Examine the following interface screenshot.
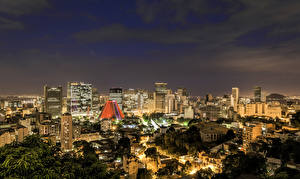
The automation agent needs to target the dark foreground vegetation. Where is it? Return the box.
[0,135,120,178]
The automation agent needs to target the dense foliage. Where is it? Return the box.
[253,138,300,166]
[269,167,300,179]
[217,152,267,179]
[0,135,119,179]
[155,125,235,156]
[291,111,300,128]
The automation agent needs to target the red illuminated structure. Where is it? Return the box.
[99,100,124,120]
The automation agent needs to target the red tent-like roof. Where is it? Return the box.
[99,100,124,120]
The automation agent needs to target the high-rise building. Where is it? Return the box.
[61,113,73,151]
[137,89,150,113]
[67,82,92,118]
[205,94,213,104]
[109,88,123,110]
[254,86,262,102]
[92,88,100,115]
[243,123,262,150]
[123,89,137,114]
[177,88,188,97]
[44,85,62,119]
[231,87,239,112]
[154,82,168,113]
[165,94,176,114]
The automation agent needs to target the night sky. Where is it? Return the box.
[0,0,300,96]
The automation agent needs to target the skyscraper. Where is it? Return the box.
[61,113,73,151]
[231,87,239,112]
[67,82,92,118]
[165,93,176,114]
[205,94,213,104]
[92,88,100,114]
[44,85,62,119]
[254,86,262,102]
[177,88,188,97]
[154,82,168,113]
[109,88,123,110]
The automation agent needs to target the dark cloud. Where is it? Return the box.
[216,45,300,74]
[74,0,300,49]
[70,0,300,95]
[0,17,23,29]
[1,0,300,96]
[0,0,50,31]
[136,0,242,23]
[73,24,204,44]
[0,0,49,16]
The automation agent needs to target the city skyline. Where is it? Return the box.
[0,0,300,95]
[0,81,298,97]
[1,1,300,178]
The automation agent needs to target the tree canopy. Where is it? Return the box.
[0,135,119,179]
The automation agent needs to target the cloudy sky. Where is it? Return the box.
[0,0,300,96]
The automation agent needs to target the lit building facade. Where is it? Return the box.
[165,94,176,114]
[92,88,100,115]
[243,123,262,150]
[199,124,228,142]
[231,87,239,112]
[154,82,168,113]
[123,89,138,114]
[61,113,73,151]
[238,102,282,118]
[184,106,194,119]
[109,88,123,110]
[44,85,62,119]
[67,82,92,118]
[254,86,262,102]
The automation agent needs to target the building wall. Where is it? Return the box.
[44,85,62,119]
[109,88,123,110]
[67,82,92,118]
[238,102,282,118]
[16,127,29,143]
[0,132,15,147]
[61,114,73,151]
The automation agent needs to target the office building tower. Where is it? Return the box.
[109,88,123,110]
[231,87,239,112]
[92,88,100,114]
[165,94,176,114]
[205,94,213,103]
[137,90,149,112]
[123,89,137,113]
[254,86,262,102]
[44,85,62,119]
[154,82,168,113]
[67,82,92,118]
[61,113,73,151]
[177,88,188,97]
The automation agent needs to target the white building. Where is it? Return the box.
[67,82,93,118]
[109,88,123,110]
[184,106,194,119]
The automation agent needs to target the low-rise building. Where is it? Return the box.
[198,123,228,142]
